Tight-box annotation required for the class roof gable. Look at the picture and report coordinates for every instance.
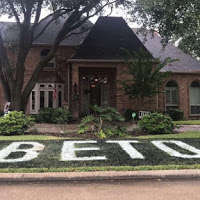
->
[73,17,153,60]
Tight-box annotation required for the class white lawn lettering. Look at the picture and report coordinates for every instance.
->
[0,140,200,163]
[151,140,200,158]
[107,140,144,159]
[0,142,44,163]
[61,141,106,161]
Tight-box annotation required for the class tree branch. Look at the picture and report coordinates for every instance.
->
[33,9,73,41]
[7,0,21,25]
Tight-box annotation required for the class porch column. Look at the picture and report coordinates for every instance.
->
[72,65,80,120]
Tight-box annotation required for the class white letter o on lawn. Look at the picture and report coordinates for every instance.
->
[151,140,200,158]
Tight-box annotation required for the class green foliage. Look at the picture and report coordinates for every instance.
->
[119,49,175,103]
[34,107,73,124]
[131,0,200,58]
[138,112,175,134]
[51,108,73,124]
[0,111,35,135]
[0,110,4,117]
[34,107,54,123]
[78,105,126,138]
[168,109,184,121]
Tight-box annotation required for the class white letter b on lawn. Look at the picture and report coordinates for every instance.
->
[151,140,200,158]
[0,142,45,163]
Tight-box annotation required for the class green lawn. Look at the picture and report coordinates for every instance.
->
[0,137,200,170]
[137,131,200,139]
[0,131,199,141]
[174,120,200,125]
[0,135,65,141]
[0,132,199,173]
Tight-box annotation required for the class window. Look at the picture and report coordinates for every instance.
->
[165,81,178,111]
[190,81,200,115]
[30,83,64,114]
[40,49,55,68]
[31,91,36,111]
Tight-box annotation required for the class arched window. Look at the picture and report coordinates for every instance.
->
[165,81,178,111]
[190,81,200,115]
[40,49,55,68]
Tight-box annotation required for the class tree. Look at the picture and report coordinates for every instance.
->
[130,0,200,58]
[119,49,175,105]
[0,0,132,112]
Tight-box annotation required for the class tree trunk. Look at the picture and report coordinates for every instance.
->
[10,86,23,111]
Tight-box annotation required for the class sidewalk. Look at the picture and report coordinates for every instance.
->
[1,170,200,182]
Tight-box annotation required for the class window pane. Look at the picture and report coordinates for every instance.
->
[191,106,200,114]
[31,91,35,111]
[40,91,45,109]
[166,87,178,105]
[48,91,53,108]
[171,90,178,104]
[166,90,171,105]
[190,87,200,105]
[58,91,62,107]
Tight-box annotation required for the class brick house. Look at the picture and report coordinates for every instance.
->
[0,16,200,120]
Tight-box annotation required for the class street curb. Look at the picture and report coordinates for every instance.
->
[0,170,200,182]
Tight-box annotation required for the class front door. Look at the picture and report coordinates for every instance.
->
[80,76,109,116]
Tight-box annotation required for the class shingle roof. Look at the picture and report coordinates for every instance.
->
[133,29,200,73]
[72,17,152,60]
[1,16,200,73]
[0,14,92,46]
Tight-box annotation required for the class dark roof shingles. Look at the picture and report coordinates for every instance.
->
[133,29,200,73]
[73,17,152,60]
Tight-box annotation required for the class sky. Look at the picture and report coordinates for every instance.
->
[0,7,139,28]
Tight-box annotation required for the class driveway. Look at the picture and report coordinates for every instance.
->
[175,125,200,133]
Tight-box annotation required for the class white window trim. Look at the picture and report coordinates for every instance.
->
[165,87,178,108]
[30,83,64,114]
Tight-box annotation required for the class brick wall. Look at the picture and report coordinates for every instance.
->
[0,45,75,114]
[158,73,200,120]
[1,46,200,120]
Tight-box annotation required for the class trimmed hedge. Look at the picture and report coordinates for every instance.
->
[0,111,35,135]
[168,109,184,121]
[138,112,175,134]
[34,107,73,124]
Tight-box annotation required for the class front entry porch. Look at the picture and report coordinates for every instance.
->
[71,66,117,119]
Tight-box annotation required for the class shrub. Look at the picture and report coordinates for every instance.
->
[51,108,73,124]
[0,111,35,135]
[152,109,167,115]
[0,110,4,117]
[78,105,126,138]
[123,109,137,121]
[34,107,73,124]
[138,112,175,134]
[168,109,184,121]
[34,107,54,123]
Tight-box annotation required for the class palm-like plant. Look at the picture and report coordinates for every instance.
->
[78,105,126,138]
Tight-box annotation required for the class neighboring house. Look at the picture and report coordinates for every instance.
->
[0,16,200,119]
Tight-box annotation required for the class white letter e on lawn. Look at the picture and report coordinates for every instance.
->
[0,142,45,163]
